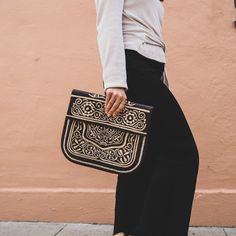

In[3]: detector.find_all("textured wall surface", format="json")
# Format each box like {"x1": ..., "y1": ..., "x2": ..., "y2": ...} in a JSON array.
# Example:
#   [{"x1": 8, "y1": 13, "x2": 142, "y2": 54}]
[{"x1": 0, "y1": 0, "x2": 235, "y2": 226}]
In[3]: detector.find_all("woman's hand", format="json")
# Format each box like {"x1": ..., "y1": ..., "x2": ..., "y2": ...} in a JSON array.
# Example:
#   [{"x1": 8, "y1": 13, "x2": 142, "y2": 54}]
[{"x1": 105, "y1": 87, "x2": 127, "y2": 117}]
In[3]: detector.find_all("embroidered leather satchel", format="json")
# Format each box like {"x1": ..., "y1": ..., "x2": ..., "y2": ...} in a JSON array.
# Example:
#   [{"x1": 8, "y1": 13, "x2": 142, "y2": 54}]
[{"x1": 60, "y1": 89, "x2": 154, "y2": 174}]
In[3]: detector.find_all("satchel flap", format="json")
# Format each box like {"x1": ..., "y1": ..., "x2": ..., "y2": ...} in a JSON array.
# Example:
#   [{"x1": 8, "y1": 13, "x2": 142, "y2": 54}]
[{"x1": 65, "y1": 89, "x2": 154, "y2": 135}]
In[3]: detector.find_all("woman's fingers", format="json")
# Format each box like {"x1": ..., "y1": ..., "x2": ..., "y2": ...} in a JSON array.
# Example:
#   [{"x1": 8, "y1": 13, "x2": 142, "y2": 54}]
[
  {"x1": 105, "y1": 93, "x2": 117, "y2": 114},
  {"x1": 105, "y1": 88, "x2": 127, "y2": 117},
  {"x1": 108, "y1": 96, "x2": 123, "y2": 116},
  {"x1": 113, "y1": 99, "x2": 126, "y2": 117},
  {"x1": 105, "y1": 91, "x2": 112, "y2": 110}
]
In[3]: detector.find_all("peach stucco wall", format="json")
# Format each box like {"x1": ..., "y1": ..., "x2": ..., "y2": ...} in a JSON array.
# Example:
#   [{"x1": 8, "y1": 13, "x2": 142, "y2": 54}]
[{"x1": 0, "y1": 0, "x2": 236, "y2": 226}]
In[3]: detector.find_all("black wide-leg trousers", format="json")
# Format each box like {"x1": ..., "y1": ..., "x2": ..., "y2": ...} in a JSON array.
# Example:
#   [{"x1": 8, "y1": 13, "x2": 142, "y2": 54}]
[{"x1": 113, "y1": 49, "x2": 200, "y2": 236}]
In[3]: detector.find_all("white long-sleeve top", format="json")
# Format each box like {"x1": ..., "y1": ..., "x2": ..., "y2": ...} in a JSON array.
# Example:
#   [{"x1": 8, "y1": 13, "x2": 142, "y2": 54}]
[{"x1": 94, "y1": 0, "x2": 169, "y2": 93}]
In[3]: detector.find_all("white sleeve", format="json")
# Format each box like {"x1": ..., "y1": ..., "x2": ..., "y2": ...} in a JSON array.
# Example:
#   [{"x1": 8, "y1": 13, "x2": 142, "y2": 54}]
[{"x1": 94, "y1": 0, "x2": 128, "y2": 93}]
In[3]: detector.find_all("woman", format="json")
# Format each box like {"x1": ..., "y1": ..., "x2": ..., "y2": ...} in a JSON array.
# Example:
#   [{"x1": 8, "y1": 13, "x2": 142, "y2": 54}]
[{"x1": 94, "y1": 0, "x2": 199, "y2": 236}]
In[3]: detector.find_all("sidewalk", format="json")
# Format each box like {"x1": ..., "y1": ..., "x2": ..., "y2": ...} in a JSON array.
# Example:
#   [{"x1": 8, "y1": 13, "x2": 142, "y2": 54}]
[{"x1": 0, "y1": 222, "x2": 236, "y2": 236}]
